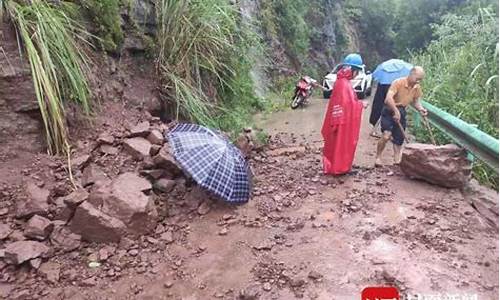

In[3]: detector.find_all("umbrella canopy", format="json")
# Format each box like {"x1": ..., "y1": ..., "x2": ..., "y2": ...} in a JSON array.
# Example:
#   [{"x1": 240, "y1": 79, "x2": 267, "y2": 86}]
[
  {"x1": 372, "y1": 59, "x2": 413, "y2": 85},
  {"x1": 167, "y1": 123, "x2": 251, "y2": 203}
]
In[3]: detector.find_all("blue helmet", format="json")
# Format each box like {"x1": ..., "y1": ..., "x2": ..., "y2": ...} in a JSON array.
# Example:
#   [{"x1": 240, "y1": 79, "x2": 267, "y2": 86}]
[{"x1": 343, "y1": 53, "x2": 363, "y2": 69}]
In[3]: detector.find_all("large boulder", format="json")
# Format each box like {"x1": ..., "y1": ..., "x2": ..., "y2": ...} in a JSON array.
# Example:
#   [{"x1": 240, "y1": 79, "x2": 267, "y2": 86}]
[
  {"x1": 89, "y1": 172, "x2": 157, "y2": 235},
  {"x1": 16, "y1": 183, "x2": 50, "y2": 219},
  {"x1": 400, "y1": 143, "x2": 472, "y2": 188},
  {"x1": 3, "y1": 241, "x2": 51, "y2": 265},
  {"x1": 70, "y1": 202, "x2": 127, "y2": 243}
]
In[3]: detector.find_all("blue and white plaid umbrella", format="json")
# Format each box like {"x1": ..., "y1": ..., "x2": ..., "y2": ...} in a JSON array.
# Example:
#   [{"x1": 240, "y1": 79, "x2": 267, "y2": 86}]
[
  {"x1": 167, "y1": 123, "x2": 251, "y2": 203},
  {"x1": 372, "y1": 59, "x2": 413, "y2": 84}
]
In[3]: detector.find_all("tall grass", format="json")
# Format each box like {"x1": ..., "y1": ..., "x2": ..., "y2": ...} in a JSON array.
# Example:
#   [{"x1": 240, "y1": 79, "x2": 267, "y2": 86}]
[
  {"x1": 156, "y1": 0, "x2": 236, "y2": 126},
  {"x1": 4, "y1": 0, "x2": 92, "y2": 154},
  {"x1": 411, "y1": 7, "x2": 499, "y2": 187}
]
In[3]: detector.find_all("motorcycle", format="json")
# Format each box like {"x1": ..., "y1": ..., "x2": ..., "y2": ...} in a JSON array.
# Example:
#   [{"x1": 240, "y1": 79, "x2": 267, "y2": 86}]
[{"x1": 290, "y1": 76, "x2": 323, "y2": 109}]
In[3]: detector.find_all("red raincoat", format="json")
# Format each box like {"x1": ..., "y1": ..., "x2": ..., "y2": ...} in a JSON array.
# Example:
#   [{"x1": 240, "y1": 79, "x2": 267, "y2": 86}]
[{"x1": 321, "y1": 67, "x2": 363, "y2": 175}]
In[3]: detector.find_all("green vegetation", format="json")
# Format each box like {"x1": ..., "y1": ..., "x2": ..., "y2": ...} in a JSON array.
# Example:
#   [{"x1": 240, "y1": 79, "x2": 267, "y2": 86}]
[
  {"x1": 155, "y1": 0, "x2": 267, "y2": 137},
  {"x1": 78, "y1": 0, "x2": 123, "y2": 53},
  {"x1": 3, "y1": 0, "x2": 92, "y2": 155},
  {"x1": 410, "y1": 7, "x2": 499, "y2": 187}
]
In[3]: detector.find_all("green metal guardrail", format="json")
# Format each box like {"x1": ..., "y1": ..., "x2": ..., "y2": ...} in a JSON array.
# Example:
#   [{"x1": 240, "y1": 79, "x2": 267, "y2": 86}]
[{"x1": 411, "y1": 101, "x2": 499, "y2": 173}]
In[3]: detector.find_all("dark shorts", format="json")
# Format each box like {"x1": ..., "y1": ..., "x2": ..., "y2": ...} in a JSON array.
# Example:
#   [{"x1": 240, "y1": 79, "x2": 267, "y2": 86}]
[{"x1": 380, "y1": 106, "x2": 407, "y2": 146}]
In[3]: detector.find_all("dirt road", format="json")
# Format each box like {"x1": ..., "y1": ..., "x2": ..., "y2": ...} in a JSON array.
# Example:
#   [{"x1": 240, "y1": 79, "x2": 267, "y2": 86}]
[{"x1": 3, "y1": 96, "x2": 498, "y2": 300}]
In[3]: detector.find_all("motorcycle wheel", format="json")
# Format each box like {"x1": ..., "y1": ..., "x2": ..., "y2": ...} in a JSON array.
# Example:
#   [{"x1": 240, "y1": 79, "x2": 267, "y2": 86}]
[{"x1": 291, "y1": 94, "x2": 303, "y2": 109}]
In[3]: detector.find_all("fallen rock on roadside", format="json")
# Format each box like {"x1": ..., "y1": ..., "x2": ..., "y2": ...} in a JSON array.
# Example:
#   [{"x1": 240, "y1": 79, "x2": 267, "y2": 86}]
[
  {"x1": 400, "y1": 143, "x2": 471, "y2": 188},
  {"x1": 23, "y1": 215, "x2": 54, "y2": 241}
]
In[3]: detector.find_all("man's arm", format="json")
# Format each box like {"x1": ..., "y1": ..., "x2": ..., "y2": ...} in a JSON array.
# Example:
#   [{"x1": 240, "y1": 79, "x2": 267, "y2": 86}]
[
  {"x1": 412, "y1": 86, "x2": 427, "y2": 116},
  {"x1": 384, "y1": 89, "x2": 400, "y2": 121},
  {"x1": 412, "y1": 99, "x2": 428, "y2": 116}
]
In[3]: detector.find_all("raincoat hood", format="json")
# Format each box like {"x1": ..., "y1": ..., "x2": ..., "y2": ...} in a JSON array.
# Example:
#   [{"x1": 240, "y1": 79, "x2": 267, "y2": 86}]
[{"x1": 337, "y1": 67, "x2": 354, "y2": 80}]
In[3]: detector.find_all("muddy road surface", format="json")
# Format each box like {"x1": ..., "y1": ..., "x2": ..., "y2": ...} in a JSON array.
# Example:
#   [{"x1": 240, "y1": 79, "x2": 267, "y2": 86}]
[{"x1": 1, "y1": 96, "x2": 498, "y2": 300}]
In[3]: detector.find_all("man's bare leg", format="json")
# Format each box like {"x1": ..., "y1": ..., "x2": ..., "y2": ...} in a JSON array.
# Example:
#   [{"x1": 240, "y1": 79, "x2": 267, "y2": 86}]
[
  {"x1": 393, "y1": 144, "x2": 403, "y2": 164},
  {"x1": 375, "y1": 131, "x2": 392, "y2": 166},
  {"x1": 370, "y1": 119, "x2": 381, "y2": 138}
]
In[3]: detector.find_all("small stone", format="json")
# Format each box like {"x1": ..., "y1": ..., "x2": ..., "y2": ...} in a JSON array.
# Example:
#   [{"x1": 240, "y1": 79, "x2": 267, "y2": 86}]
[
  {"x1": 128, "y1": 249, "x2": 139, "y2": 257},
  {"x1": 4, "y1": 241, "x2": 50, "y2": 265},
  {"x1": 24, "y1": 215, "x2": 54, "y2": 241},
  {"x1": 263, "y1": 282, "x2": 272, "y2": 291},
  {"x1": 0, "y1": 208, "x2": 8, "y2": 216},
  {"x1": 197, "y1": 201, "x2": 211, "y2": 215},
  {"x1": 219, "y1": 228, "x2": 228, "y2": 236},
  {"x1": 81, "y1": 277, "x2": 97, "y2": 287},
  {"x1": 164, "y1": 281, "x2": 174, "y2": 289},
  {"x1": 98, "y1": 247, "x2": 114, "y2": 261},
  {"x1": 149, "y1": 145, "x2": 162, "y2": 157},
  {"x1": 123, "y1": 137, "x2": 152, "y2": 160},
  {"x1": 308, "y1": 270, "x2": 323, "y2": 280},
  {"x1": 222, "y1": 214, "x2": 234, "y2": 221},
  {"x1": 146, "y1": 237, "x2": 159, "y2": 244},
  {"x1": 100, "y1": 145, "x2": 119, "y2": 155},
  {"x1": 39, "y1": 262, "x2": 60, "y2": 283},
  {"x1": 129, "y1": 121, "x2": 150, "y2": 138},
  {"x1": 154, "y1": 179, "x2": 176, "y2": 193},
  {"x1": 0, "y1": 223, "x2": 13, "y2": 240},
  {"x1": 147, "y1": 130, "x2": 164, "y2": 145},
  {"x1": 97, "y1": 133, "x2": 115, "y2": 145},
  {"x1": 30, "y1": 258, "x2": 42, "y2": 269},
  {"x1": 160, "y1": 231, "x2": 174, "y2": 244},
  {"x1": 253, "y1": 242, "x2": 273, "y2": 251},
  {"x1": 71, "y1": 154, "x2": 90, "y2": 170}
]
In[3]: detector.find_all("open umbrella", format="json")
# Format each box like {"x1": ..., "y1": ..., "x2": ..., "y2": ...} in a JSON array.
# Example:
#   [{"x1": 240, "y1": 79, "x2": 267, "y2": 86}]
[
  {"x1": 372, "y1": 59, "x2": 413, "y2": 84},
  {"x1": 167, "y1": 123, "x2": 251, "y2": 203}
]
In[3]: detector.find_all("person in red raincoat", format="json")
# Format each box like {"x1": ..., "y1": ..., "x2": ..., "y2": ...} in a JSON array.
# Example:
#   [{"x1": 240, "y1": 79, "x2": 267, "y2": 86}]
[{"x1": 321, "y1": 53, "x2": 367, "y2": 175}]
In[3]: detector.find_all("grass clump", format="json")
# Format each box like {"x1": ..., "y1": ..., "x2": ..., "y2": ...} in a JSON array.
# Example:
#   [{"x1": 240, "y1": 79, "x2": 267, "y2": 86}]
[
  {"x1": 78, "y1": 0, "x2": 123, "y2": 53},
  {"x1": 155, "y1": 0, "x2": 268, "y2": 136}
]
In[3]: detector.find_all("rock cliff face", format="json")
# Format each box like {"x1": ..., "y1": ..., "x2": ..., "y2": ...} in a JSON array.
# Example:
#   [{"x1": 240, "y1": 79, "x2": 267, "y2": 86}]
[{"x1": 0, "y1": 22, "x2": 45, "y2": 155}]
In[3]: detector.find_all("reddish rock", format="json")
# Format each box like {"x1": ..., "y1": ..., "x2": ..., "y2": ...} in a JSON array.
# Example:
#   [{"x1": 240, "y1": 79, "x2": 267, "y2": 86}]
[
  {"x1": 140, "y1": 169, "x2": 165, "y2": 180},
  {"x1": 16, "y1": 182, "x2": 50, "y2": 219},
  {"x1": 97, "y1": 133, "x2": 115, "y2": 145},
  {"x1": 99, "y1": 145, "x2": 119, "y2": 155},
  {"x1": 4, "y1": 241, "x2": 50, "y2": 265},
  {"x1": 147, "y1": 130, "x2": 164, "y2": 145},
  {"x1": 401, "y1": 143, "x2": 472, "y2": 188},
  {"x1": 71, "y1": 154, "x2": 91, "y2": 170},
  {"x1": 463, "y1": 179, "x2": 499, "y2": 228},
  {"x1": 24, "y1": 215, "x2": 54, "y2": 241},
  {"x1": 0, "y1": 223, "x2": 12, "y2": 240},
  {"x1": 152, "y1": 144, "x2": 182, "y2": 175},
  {"x1": 129, "y1": 121, "x2": 150, "y2": 138},
  {"x1": 70, "y1": 201, "x2": 126, "y2": 243},
  {"x1": 50, "y1": 222, "x2": 81, "y2": 253},
  {"x1": 123, "y1": 137, "x2": 152, "y2": 160},
  {"x1": 89, "y1": 173, "x2": 157, "y2": 235},
  {"x1": 62, "y1": 189, "x2": 89, "y2": 209},
  {"x1": 39, "y1": 262, "x2": 60, "y2": 283},
  {"x1": 197, "y1": 201, "x2": 211, "y2": 215},
  {"x1": 150, "y1": 144, "x2": 162, "y2": 156},
  {"x1": 153, "y1": 178, "x2": 176, "y2": 193},
  {"x1": 235, "y1": 134, "x2": 252, "y2": 158}
]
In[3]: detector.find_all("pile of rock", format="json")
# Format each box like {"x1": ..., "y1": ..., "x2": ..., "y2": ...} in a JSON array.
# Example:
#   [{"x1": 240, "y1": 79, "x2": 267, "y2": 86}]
[{"x1": 0, "y1": 120, "x2": 186, "y2": 274}]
